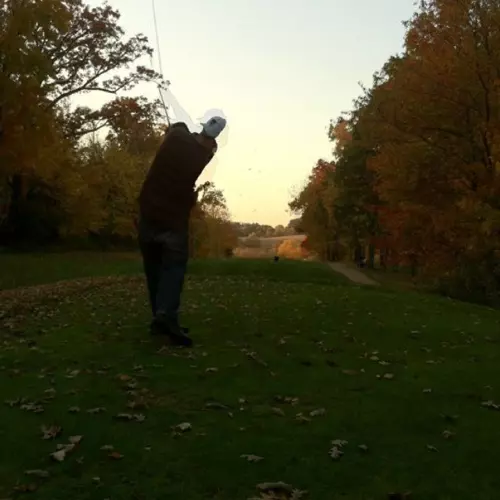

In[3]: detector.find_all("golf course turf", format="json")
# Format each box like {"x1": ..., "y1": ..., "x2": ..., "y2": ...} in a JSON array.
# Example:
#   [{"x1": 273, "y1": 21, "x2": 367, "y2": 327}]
[{"x1": 0, "y1": 254, "x2": 499, "y2": 499}]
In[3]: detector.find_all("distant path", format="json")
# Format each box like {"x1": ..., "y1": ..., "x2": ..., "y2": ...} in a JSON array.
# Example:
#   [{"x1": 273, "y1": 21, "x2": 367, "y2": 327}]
[{"x1": 329, "y1": 262, "x2": 379, "y2": 286}]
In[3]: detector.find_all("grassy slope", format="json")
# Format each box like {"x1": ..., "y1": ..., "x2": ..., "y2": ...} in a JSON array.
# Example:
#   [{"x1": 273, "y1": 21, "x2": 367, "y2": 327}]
[{"x1": 0, "y1": 254, "x2": 499, "y2": 499}]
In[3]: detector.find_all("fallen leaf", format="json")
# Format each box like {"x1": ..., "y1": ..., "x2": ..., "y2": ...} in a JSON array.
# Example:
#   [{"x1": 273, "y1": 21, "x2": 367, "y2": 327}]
[
  {"x1": 271, "y1": 407, "x2": 285, "y2": 417},
  {"x1": 358, "y1": 444, "x2": 369, "y2": 452},
  {"x1": 69, "y1": 435, "x2": 83, "y2": 445},
  {"x1": 14, "y1": 484, "x2": 37, "y2": 493},
  {"x1": 329, "y1": 439, "x2": 348, "y2": 460},
  {"x1": 25, "y1": 470, "x2": 49, "y2": 478},
  {"x1": 342, "y1": 369, "x2": 358, "y2": 376},
  {"x1": 117, "y1": 374, "x2": 132, "y2": 382},
  {"x1": 309, "y1": 408, "x2": 326, "y2": 417},
  {"x1": 426, "y1": 444, "x2": 439, "y2": 452},
  {"x1": 295, "y1": 413, "x2": 311, "y2": 424},
  {"x1": 205, "y1": 367, "x2": 218, "y2": 373},
  {"x1": 241, "y1": 454, "x2": 264, "y2": 463},
  {"x1": 481, "y1": 400, "x2": 500, "y2": 411},
  {"x1": 100, "y1": 445, "x2": 114, "y2": 451},
  {"x1": 4, "y1": 398, "x2": 21, "y2": 407},
  {"x1": 68, "y1": 406, "x2": 80, "y2": 413},
  {"x1": 172, "y1": 422, "x2": 192, "y2": 433},
  {"x1": 329, "y1": 446, "x2": 344, "y2": 460},
  {"x1": 108, "y1": 451, "x2": 124, "y2": 460},
  {"x1": 205, "y1": 402, "x2": 229, "y2": 410},
  {"x1": 20, "y1": 402, "x2": 44, "y2": 413},
  {"x1": 114, "y1": 413, "x2": 146, "y2": 422},
  {"x1": 442, "y1": 430, "x2": 455, "y2": 439},
  {"x1": 50, "y1": 449, "x2": 67, "y2": 462},
  {"x1": 383, "y1": 373, "x2": 395, "y2": 380},
  {"x1": 41, "y1": 425, "x2": 62, "y2": 440},
  {"x1": 332, "y1": 439, "x2": 348, "y2": 447},
  {"x1": 87, "y1": 407, "x2": 106, "y2": 414},
  {"x1": 252, "y1": 481, "x2": 308, "y2": 499},
  {"x1": 423, "y1": 388, "x2": 432, "y2": 393}
]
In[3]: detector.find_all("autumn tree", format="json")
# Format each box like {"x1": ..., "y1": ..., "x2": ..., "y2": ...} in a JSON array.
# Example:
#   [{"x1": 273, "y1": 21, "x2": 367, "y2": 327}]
[
  {"x1": 289, "y1": 159, "x2": 340, "y2": 260},
  {"x1": 358, "y1": 0, "x2": 500, "y2": 299},
  {"x1": 0, "y1": 0, "x2": 162, "y2": 243},
  {"x1": 189, "y1": 182, "x2": 237, "y2": 258}
]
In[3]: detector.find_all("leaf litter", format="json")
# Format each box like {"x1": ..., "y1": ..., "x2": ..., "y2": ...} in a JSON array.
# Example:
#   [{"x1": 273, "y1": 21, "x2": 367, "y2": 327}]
[
  {"x1": 248, "y1": 482, "x2": 308, "y2": 500},
  {"x1": 241, "y1": 454, "x2": 264, "y2": 463},
  {"x1": 329, "y1": 439, "x2": 348, "y2": 460},
  {"x1": 41, "y1": 425, "x2": 62, "y2": 440}
]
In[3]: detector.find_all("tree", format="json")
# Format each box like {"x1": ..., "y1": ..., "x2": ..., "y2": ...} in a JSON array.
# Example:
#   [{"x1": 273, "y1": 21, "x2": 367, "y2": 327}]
[
  {"x1": 289, "y1": 159, "x2": 340, "y2": 260},
  {"x1": 0, "y1": 0, "x2": 162, "y2": 243},
  {"x1": 189, "y1": 182, "x2": 237, "y2": 258}
]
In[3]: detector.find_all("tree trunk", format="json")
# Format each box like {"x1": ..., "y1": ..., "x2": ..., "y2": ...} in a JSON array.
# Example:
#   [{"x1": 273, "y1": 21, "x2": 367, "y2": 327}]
[
  {"x1": 367, "y1": 244, "x2": 375, "y2": 269},
  {"x1": 380, "y1": 247, "x2": 387, "y2": 270},
  {"x1": 5, "y1": 173, "x2": 28, "y2": 242}
]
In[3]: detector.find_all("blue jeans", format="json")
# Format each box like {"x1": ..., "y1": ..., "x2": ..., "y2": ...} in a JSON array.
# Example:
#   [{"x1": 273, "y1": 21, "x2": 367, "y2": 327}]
[{"x1": 138, "y1": 219, "x2": 189, "y2": 324}]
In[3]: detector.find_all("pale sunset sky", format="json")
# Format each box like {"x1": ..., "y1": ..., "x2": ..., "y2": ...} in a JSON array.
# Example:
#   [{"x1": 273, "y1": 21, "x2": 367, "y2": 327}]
[{"x1": 84, "y1": 0, "x2": 416, "y2": 226}]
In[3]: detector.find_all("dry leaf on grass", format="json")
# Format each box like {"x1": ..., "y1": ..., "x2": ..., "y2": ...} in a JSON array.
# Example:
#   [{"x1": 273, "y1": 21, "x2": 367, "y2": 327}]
[
  {"x1": 329, "y1": 439, "x2": 348, "y2": 460},
  {"x1": 68, "y1": 406, "x2": 80, "y2": 413},
  {"x1": 41, "y1": 425, "x2": 62, "y2": 440},
  {"x1": 309, "y1": 408, "x2": 326, "y2": 417},
  {"x1": 100, "y1": 445, "x2": 114, "y2": 451},
  {"x1": 442, "y1": 430, "x2": 455, "y2": 439},
  {"x1": 108, "y1": 451, "x2": 124, "y2": 460},
  {"x1": 20, "y1": 402, "x2": 44, "y2": 413},
  {"x1": 358, "y1": 444, "x2": 369, "y2": 452},
  {"x1": 274, "y1": 396, "x2": 299, "y2": 405},
  {"x1": 87, "y1": 407, "x2": 106, "y2": 414},
  {"x1": 51, "y1": 446, "x2": 72, "y2": 462},
  {"x1": 114, "y1": 413, "x2": 146, "y2": 423},
  {"x1": 383, "y1": 373, "x2": 395, "y2": 380},
  {"x1": 241, "y1": 454, "x2": 264, "y2": 463},
  {"x1": 25, "y1": 470, "x2": 49, "y2": 478},
  {"x1": 271, "y1": 407, "x2": 285, "y2": 417},
  {"x1": 205, "y1": 402, "x2": 229, "y2": 411},
  {"x1": 205, "y1": 367, "x2": 219, "y2": 373},
  {"x1": 295, "y1": 413, "x2": 311, "y2": 424},
  {"x1": 69, "y1": 435, "x2": 83, "y2": 445},
  {"x1": 14, "y1": 484, "x2": 38, "y2": 493},
  {"x1": 341, "y1": 369, "x2": 358, "y2": 376},
  {"x1": 426, "y1": 444, "x2": 439, "y2": 452},
  {"x1": 172, "y1": 422, "x2": 192, "y2": 434},
  {"x1": 481, "y1": 400, "x2": 500, "y2": 411},
  {"x1": 252, "y1": 481, "x2": 308, "y2": 499}
]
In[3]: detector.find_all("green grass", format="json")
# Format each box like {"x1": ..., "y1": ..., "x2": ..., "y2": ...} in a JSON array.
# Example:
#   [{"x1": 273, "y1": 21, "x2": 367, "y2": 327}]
[
  {"x1": 0, "y1": 253, "x2": 346, "y2": 290},
  {"x1": 1, "y1": 254, "x2": 500, "y2": 499}
]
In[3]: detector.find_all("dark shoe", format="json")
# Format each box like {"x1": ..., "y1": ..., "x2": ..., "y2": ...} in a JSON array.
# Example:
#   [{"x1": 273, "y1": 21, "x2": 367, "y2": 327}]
[{"x1": 150, "y1": 319, "x2": 193, "y2": 347}]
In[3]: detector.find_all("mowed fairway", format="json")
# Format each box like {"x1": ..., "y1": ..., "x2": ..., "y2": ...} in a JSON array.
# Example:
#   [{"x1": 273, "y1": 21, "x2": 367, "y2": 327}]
[{"x1": 1, "y1": 254, "x2": 500, "y2": 499}]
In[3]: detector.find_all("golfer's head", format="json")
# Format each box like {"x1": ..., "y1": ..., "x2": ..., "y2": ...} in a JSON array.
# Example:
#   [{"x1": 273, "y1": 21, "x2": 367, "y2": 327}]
[{"x1": 201, "y1": 115, "x2": 227, "y2": 140}]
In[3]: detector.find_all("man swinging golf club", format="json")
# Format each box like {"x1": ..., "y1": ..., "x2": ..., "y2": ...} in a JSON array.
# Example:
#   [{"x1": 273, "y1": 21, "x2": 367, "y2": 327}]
[{"x1": 138, "y1": 115, "x2": 227, "y2": 346}]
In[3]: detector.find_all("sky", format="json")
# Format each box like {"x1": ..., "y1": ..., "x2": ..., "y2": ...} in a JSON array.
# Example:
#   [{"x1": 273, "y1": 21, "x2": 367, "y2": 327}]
[{"x1": 84, "y1": 0, "x2": 416, "y2": 226}]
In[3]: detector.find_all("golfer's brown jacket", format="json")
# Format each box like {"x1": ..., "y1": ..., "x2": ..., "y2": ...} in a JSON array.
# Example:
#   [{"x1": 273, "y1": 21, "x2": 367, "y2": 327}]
[{"x1": 138, "y1": 123, "x2": 216, "y2": 232}]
